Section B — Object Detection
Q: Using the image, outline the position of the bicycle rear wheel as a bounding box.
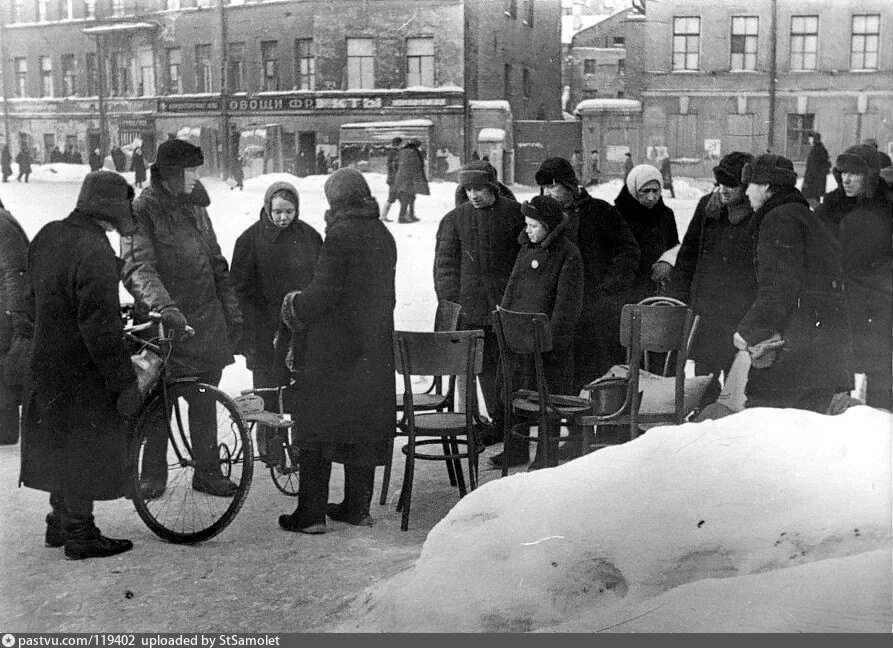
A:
[130,382,253,544]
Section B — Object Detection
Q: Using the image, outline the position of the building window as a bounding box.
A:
[39,56,54,97]
[406,37,434,87]
[195,44,213,93]
[167,48,182,94]
[668,113,698,157]
[227,42,245,92]
[583,59,597,74]
[346,38,374,89]
[612,36,625,47]
[84,0,95,19]
[166,0,181,9]
[37,0,49,21]
[851,14,879,70]
[111,0,124,17]
[261,41,279,91]
[790,15,818,71]
[58,0,74,20]
[108,52,133,96]
[506,0,517,20]
[295,38,315,90]
[786,113,815,160]
[13,58,27,97]
[525,0,534,26]
[504,63,512,97]
[522,67,530,99]
[85,52,97,95]
[12,0,25,22]
[62,54,77,96]
[730,16,758,71]
[673,16,700,71]
[618,58,625,75]
[138,48,155,96]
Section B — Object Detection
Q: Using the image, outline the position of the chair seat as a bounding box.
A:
[396,391,450,411]
[240,411,293,428]
[402,411,474,435]
[512,397,592,417]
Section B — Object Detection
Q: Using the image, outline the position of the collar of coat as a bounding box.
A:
[66,209,110,236]
[149,164,211,207]
[324,198,380,231]
[518,218,568,249]
[705,189,753,225]
[754,185,810,220]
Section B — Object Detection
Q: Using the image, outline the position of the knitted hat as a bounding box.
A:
[713,151,755,187]
[75,170,136,234]
[458,160,499,192]
[521,195,564,232]
[835,144,881,175]
[741,154,797,187]
[625,164,662,195]
[534,157,578,190]
[323,168,372,208]
[155,139,204,170]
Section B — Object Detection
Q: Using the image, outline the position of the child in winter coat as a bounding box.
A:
[499,195,584,469]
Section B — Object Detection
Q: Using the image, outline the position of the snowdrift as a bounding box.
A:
[340,406,892,632]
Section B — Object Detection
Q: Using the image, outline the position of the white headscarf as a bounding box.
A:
[625,164,663,195]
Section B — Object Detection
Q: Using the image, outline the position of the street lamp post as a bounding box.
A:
[219,0,230,179]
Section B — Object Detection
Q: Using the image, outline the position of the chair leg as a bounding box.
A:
[379,455,392,506]
[442,440,458,486]
[453,444,467,498]
[399,444,416,531]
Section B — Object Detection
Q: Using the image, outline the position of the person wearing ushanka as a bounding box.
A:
[231,181,323,464]
[665,152,758,407]
[816,144,892,410]
[279,169,396,534]
[121,139,243,500]
[736,154,852,412]
[500,195,584,470]
[20,171,142,560]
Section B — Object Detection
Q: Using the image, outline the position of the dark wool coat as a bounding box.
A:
[15,151,31,173]
[131,151,147,184]
[434,194,525,327]
[385,148,400,185]
[88,150,102,172]
[20,211,137,500]
[817,185,892,394]
[283,200,396,466]
[231,182,323,374]
[1,147,13,176]
[614,184,679,303]
[562,189,640,388]
[801,142,830,200]
[666,191,759,367]
[392,145,430,196]
[121,167,243,376]
[738,187,852,396]
[0,209,30,407]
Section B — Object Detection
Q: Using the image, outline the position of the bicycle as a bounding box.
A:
[123,315,253,544]
[233,386,301,497]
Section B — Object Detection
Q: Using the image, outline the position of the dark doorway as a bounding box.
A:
[87,130,101,156]
[297,132,316,176]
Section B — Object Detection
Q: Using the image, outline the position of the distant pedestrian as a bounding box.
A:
[393,140,429,223]
[110,146,126,173]
[231,153,244,191]
[801,132,830,208]
[623,152,634,180]
[587,149,600,186]
[15,149,31,183]
[570,149,584,183]
[49,147,63,163]
[316,150,327,175]
[131,147,146,188]
[660,156,676,199]
[71,149,83,165]
[380,137,402,222]
[88,148,102,172]
[1,145,12,182]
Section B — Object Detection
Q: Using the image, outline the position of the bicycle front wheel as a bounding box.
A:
[130,382,253,544]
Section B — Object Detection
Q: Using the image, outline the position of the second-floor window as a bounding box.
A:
[406,37,434,87]
[40,56,54,97]
[262,41,280,91]
[112,0,124,17]
[58,0,74,20]
[227,42,246,92]
[195,44,213,92]
[12,0,25,22]
[86,52,97,95]
[84,0,96,19]
[506,0,517,20]
[851,14,879,70]
[583,59,597,74]
[167,48,182,94]
[14,58,27,97]
[346,38,374,89]
[295,38,315,90]
[790,15,818,71]
[62,54,77,95]
[166,0,181,9]
[673,16,700,71]
[730,16,758,70]
[37,0,49,21]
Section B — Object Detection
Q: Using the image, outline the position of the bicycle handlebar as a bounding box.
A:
[122,311,195,338]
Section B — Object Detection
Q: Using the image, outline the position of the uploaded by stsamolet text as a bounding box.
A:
[2,636,281,648]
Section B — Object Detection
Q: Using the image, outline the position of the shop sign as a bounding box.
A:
[119,116,155,130]
[157,97,222,113]
[226,93,461,113]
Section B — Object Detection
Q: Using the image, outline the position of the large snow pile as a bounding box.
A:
[28,163,93,183]
[340,406,892,632]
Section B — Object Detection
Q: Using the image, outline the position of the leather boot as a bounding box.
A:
[327,465,375,526]
[138,415,169,500]
[45,493,65,548]
[280,453,330,533]
[62,500,132,560]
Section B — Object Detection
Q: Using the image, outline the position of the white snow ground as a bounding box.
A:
[1,165,889,633]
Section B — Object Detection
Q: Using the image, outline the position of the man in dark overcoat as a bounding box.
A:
[380,136,402,222]
[0,199,30,444]
[121,139,243,499]
[393,140,429,223]
[19,171,142,560]
[279,169,396,533]
[736,154,852,412]
[801,132,830,208]
[434,161,525,465]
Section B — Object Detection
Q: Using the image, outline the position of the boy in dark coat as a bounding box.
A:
[666,152,757,406]
[231,181,322,460]
[0,203,30,444]
[434,161,525,462]
[15,149,31,182]
[500,195,584,469]
[737,154,852,412]
[535,157,640,391]
[280,169,396,533]
[20,171,141,560]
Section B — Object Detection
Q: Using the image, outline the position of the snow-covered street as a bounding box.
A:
[0,166,889,633]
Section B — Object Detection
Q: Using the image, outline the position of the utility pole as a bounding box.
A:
[767,0,778,151]
[219,0,230,179]
[95,34,108,157]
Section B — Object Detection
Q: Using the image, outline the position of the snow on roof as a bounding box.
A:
[340,119,434,129]
[574,98,642,113]
[468,100,511,112]
[477,128,506,142]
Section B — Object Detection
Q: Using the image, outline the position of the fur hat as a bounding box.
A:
[75,170,136,234]
[521,195,564,232]
[713,151,755,187]
[458,160,499,192]
[741,154,797,187]
[155,139,204,170]
[835,144,881,175]
[625,164,662,195]
[534,157,578,190]
[324,168,372,209]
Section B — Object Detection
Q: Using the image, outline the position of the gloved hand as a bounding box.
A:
[159,306,188,338]
[650,260,674,284]
[116,381,144,418]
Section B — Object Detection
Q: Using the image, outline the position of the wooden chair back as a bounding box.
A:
[492,306,553,355]
[393,330,484,380]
